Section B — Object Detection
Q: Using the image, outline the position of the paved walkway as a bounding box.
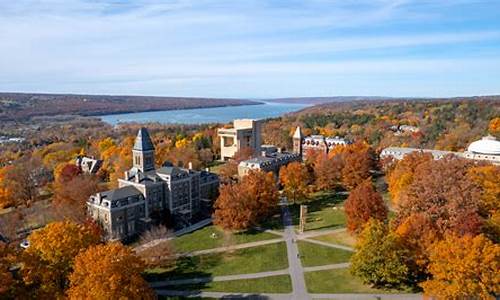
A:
[297,227,347,239]
[281,202,310,300]
[303,262,351,272]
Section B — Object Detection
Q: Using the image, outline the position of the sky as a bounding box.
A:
[1,0,500,98]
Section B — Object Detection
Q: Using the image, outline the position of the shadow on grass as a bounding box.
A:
[145,254,221,282]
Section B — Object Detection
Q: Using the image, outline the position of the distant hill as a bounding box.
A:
[0,92,261,121]
[266,96,392,105]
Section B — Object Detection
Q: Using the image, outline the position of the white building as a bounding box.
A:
[217,119,262,161]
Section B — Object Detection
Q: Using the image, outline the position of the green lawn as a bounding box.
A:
[292,191,347,231]
[312,230,356,248]
[305,268,402,294]
[297,241,352,267]
[146,242,288,281]
[172,225,278,253]
[167,275,292,294]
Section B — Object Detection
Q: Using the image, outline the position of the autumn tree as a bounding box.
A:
[350,219,410,289]
[396,157,483,236]
[394,213,440,283]
[218,147,255,183]
[0,242,16,297]
[344,179,388,233]
[214,170,279,230]
[21,221,101,298]
[67,243,155,300]
[387,151,433,207]
[279,162,309,203]
[330,141,376,190]
[489,117,500,136]
[0,166,14,209]
[313,153,342,191]
[421,234,500,299]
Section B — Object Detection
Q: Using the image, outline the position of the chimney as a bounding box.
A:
[277,148,282,153]
[124,171,129,179]
[261,151,267,157]
[188,162,193,170]
[135,174,140,183]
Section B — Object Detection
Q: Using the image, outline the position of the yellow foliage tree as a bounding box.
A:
[421,234,500,299]
[0,166,14,208]
[468,165,500,216]
[67,243,155,300]
[22,221,101,297]
[489,117,500,135]
[279,161,309,203]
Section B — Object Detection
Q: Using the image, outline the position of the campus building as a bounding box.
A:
[218,119,262,161]
[75,155,102,174]
[380,135,500,165]
[238,145,301,178]
[292,126,351,159]
[87,128,219,241]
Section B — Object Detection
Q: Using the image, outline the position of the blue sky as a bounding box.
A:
[1,0,500,98]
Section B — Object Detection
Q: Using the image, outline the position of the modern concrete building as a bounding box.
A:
[87,128,219,241]
[292,126,350,159]
[218,119,262,161]
[380,135,500,165]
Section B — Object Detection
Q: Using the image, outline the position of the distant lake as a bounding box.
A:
[100,102,310,125]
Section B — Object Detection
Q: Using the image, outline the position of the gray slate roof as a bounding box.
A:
[133,128,154,151]
[100,185,142,201]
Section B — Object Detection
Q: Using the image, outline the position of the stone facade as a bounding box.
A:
[87,128,219,241]
[218,119,262,161]
[75,155,102,174]
[238,148,301,178]
[292,126,350,159]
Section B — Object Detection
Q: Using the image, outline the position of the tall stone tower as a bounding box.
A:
[293,126,303,156]
[132,128,155,172]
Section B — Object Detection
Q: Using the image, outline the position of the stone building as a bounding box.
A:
[380,135,500,165]
[292,126,351,159]
[218,119,262,161]
[238,146,301,178]
[87,128,219,241]
[75,155,102,174]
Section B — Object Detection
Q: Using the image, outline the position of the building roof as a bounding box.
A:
[100,185,142,201]
[381,147,458,159]
[293,126,302,139]
[467,136,500,155]
[133,128,154,151]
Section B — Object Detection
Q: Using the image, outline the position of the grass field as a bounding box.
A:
[172,225,278,253]
[146,242,288,281]
[312,230,356,248]
[297,241,352,267]
[295,191,347,231]
[305,268,399,293]
[166,275,292,294]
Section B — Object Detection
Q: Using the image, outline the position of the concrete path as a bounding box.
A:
[185,238,284,257]
[281,202,310,300]
[300,237,354,252]
[303,262,351,272]
[150,269,290,288]
[312,293,422,299]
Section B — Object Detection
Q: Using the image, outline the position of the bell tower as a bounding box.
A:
[132,128,155,172]
[293,126,303,156]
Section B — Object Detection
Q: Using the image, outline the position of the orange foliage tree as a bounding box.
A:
[387,151,433,207]
[344,179,388,233]
[67,243,154,300]
[396,157,483,236]
[0,242,15,297]
[213,170,279,230]
[329,141,376,190]
[489,117,500,135]
[421,234,500,299]
[279,162,309,203]
[313,153,343,191]
[21,221,101,297]
[0,166,14,208]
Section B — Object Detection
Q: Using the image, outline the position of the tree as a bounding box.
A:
[67,243,155,300]
[330,141,376,190]
[397,157,483,236]
[21,221,101,297]
[350,219,410,289]
[136,225,175,267]
[387,151,433,207]
[344,179,388,233]
[53,174,100,222]
[489,117,500,135]
[313,153,342,191]
[0,166,14,208]
[421,234,500,299]
[213,170,278,230]
[395,213,440,283]
[279,162,309,203]
[468,165,500,216]
[218,147,255,183]
[0,242,15,297]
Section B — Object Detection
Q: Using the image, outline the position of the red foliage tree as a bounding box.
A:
[344,179,388,233]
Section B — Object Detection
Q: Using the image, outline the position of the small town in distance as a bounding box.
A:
[1,1,500,299]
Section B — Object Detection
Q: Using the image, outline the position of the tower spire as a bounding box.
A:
[132,128,155,172]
